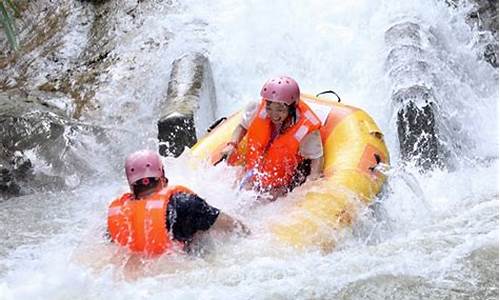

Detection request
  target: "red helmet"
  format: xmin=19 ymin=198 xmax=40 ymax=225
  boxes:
xmin=125 ymin=150 xmax=164 ymax=187
xmin=260 ymin=75 xmax=300 ymax=105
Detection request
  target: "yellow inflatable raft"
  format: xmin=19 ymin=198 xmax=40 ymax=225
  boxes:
xmin=191 ymin=93 xmax=390 ymax=250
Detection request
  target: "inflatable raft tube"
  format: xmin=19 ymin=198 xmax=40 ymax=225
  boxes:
xmin=190 ymin=93 xmax=390 ymax=250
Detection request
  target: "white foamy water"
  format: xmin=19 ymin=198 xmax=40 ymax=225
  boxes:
xmin=0 ymin=0 xmax=498 ymax=299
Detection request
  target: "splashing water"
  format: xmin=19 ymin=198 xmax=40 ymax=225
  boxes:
xmin=0 ymin=0 xmax=497 ymax=299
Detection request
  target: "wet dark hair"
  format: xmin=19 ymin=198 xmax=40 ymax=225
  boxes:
xmin=132 ymin=176 xmax=166 ymax=198
xmin=288 ymin=102 xmax=297 ymax=124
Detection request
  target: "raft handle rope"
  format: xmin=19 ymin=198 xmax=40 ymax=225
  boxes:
xmin=316 ymin=90 xmax=341 ymax=103
xmin=207 ymin=117 xmax=227 ymax=133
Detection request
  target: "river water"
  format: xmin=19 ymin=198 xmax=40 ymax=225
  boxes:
xmin=0 ymin=0 xmax=498 ymax=299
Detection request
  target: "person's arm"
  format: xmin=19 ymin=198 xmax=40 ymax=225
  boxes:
xmin=222 ymin=125 xmax=247 ymax=152
xmin=166 ymin=192 xmax=249 ymax=242
xmin=220 ymin=124 xmax=247 ymax=159
xmin=299 ymin=130 xmax=324 ymax=181
xmin=209 ymin=211 xmax=250 ymax=236
xmin=220 ymin=102 xmax=257 ymax=159
xmin=231 ymin=124 xmax=247 ymax=144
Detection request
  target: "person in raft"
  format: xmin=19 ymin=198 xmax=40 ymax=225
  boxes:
xmin=107 ymin=149 xmax=249 ymax=256
xmin=220 ymin=75 xmax=324 ymax=200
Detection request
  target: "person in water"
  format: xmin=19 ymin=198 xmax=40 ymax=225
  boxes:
xmin=220 ymin=75 xmax=324 ymax=200
xmin=107 ymin=149 xmax=249 ymax=256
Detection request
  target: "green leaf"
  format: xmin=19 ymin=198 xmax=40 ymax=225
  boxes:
xmin=0 ymin=2 xmax=18 ymax=50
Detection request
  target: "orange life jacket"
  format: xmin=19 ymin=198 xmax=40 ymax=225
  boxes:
xmin=107 ymin=185 xmax=193 ymax=256
xmin=233 ymin=99 xmax=321 ymax=189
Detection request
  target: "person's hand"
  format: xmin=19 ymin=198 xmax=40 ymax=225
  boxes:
xmin=220 ymin=142 xmax=237 ymax=160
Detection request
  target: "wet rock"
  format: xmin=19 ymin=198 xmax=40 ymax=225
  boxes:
xmin=385 ymin=22 xmax=446 ymax=170
xmin=385 ymin=19 xmax=488 ymax=171
xmin=158 ymin=53 xmax=217 ymax=157
xmin=467 ymin=0 xmax=498 ymax=67
xmin=0 ymin=164 xmax=20 ymax=196
xmin=0 ymin=0 xmax=138 ymax=118
xmin=392 ymin=86 xmax=443 ymax=170
xmin=0 ymin=1 xmax=98 ymax=118
xmin=158 ymin=114 xmax=197 ymax=158
xmin=0 ymin=93 xmax=64 ymax=197
xmin=0 ymin=91 xmax=113 ymax=199
xmin=444 ymin=0 xmax=498 ymax=67
xmin=384 ymin=22 xmax=422 ymax=47
xmin=0 ymin=0 xmax=180 ymax=198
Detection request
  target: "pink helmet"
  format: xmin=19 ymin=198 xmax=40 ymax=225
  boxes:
xmin=260 ymin=75 xmax=300 ymax=105
xmin=125 ymin=150 xmax=164 ymax=186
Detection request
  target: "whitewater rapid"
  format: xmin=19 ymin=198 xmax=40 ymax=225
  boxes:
xmin=0 ymin=0 xmax=498 ymax=299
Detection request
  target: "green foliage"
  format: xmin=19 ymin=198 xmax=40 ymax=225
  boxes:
xmin=0 ymin=0 xmax=20 ymax=51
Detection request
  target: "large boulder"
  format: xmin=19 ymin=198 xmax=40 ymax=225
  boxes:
xmin=0 ymin=0 xmax=99 ymax=118
xmin=445 ymin=0 xmax=498 ymax=67
xmin=392 ymin=86 xmax=443 ymax=170
xmin=384 ymin=18 xmax=492 ymax=171
xmin=0 ymin=0 xmax=178 ymax=199
xmin=157 ymin=53 xmax=217 ymax=157
xmin=0 ymin=0 xmax=164 ymax=119
xmin=0 ymin=91 xmax=112 ymax=199
xmin=385 ymin=22 xmax=446 ymax=170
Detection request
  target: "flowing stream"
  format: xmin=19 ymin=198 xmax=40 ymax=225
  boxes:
xmin=0 ymin=0 xmax=498 ymax=299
